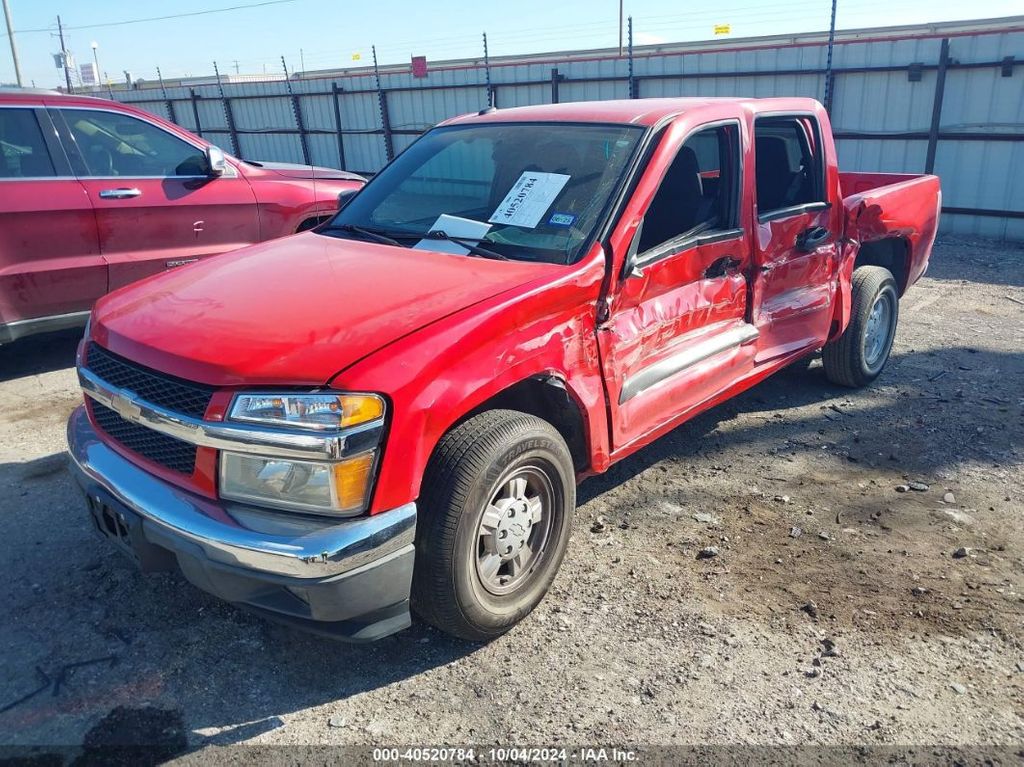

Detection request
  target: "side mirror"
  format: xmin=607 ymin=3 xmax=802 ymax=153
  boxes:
xmin=621 ymin=220 xmax=646 ymax=280
xmin=205 ymin=145 xmax=228 ymax=177
xmin=337 ymin=189 xmax=357 ymax=209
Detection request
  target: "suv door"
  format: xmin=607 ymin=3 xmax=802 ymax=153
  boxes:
xmin=599 ymin=119 xmax=757 ymax=451
xmin=0 ymin=106 xmax=104 ymax=338
xmin=750 ymin=114 xmax=841 ymax=361
xmin=52 ymin=106 xmax=259 ymax=290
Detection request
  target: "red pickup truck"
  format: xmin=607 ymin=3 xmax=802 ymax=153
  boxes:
xmin=0 ymin=89 xmax=363 ymax=344
xmin=67 ymin=97 xmax=940 ymax=642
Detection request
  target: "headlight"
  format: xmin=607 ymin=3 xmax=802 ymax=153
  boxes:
xmin=220 ymin=451 xmax=375 ymax=516
xmin=228 ymin=392 xmax=384 ymax=431
xmin=222 ymin=391 xmax=385 ymax=516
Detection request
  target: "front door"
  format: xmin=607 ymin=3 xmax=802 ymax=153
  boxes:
xmin=749 ymin=115 xmax=839 ymax=361
xmin=53 ymin=107 xmax=259 ymax=290
xmin=599 ymin=119 xmax=757 ymax=451
xmin=0 ymin=106 xmax=104 ymax=329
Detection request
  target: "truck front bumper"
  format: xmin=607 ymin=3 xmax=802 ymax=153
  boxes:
xmin=67 ymin=406 xmax=417 ymax=641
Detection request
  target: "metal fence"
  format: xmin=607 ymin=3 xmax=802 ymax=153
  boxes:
xmin=108 ymin=17 xmax=1024 ymax=239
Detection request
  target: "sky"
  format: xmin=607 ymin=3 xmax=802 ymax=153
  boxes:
xmin=2 ymin=0 xmax=1021 ymax=88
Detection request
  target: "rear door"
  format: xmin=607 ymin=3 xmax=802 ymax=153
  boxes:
xmin=52 ymin=106 xmax=259 ymax=290
xmin=0 ymin=106 xmax=104 ymax=332
xmin=599 ymin=118 xmax=757 ymax=450
xmin=749 ymin=114 xmax=840 ymax=361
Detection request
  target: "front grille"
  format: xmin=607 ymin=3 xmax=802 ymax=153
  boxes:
xmin=91 ymin=402 xmax=198 ymax=475
xmin=85 ymin=343 xmax=215 ymax=418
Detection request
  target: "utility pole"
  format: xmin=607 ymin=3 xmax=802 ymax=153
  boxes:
xmin=2 ymin=0 xmax=23 ymax=86
xmin=824 ymin=0 xmax=838 ymax=112
xmin=618 ymin=0 xmax=624 ymax=57
xmin=57 ymin=15 xmax=73 ymax=92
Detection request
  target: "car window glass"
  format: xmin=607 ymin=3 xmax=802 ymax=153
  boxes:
xmin=637 ymin=124 xmax=739 ymax=254
xmin=0 ymin=109 xmax=57 ymax=178
xmin=754 ymin=117 xmax=824 ymax=215
xmin=327 ymin=122 xmax=643 ymax=265
xmin=61 ymin=109 xmax=206 ymax=177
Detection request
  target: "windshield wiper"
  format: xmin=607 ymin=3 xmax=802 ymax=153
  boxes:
xmin=419 ymin=230 xmax=510 ymax=261
xmin=325 ymin=223 xmax=404 ymax=247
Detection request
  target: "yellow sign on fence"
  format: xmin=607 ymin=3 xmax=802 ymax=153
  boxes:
xmin=714 ymin=24 xmax=731 ymax=35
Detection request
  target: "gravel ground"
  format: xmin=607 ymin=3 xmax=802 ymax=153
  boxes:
xmin=0 ymin=236 xmax=1022 ymax=760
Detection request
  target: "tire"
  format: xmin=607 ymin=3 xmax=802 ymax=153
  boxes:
xmin=412 ymin=409 xmax=576 ymax=641
xmin=822 ymin=265 xmax=899 ymax=388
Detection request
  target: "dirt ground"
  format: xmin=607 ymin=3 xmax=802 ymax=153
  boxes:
xmin=0 ymin=236 xmax=1021 ymax=761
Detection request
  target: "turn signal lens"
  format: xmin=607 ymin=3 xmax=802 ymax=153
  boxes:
xmin=332 ymin=452 xmax=375 ymax=511
xmin=338 ymin=394 xmax=385 ymax=428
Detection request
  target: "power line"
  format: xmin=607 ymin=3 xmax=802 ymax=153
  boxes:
xmin=17 ymin=0 xmax=297 ymax=34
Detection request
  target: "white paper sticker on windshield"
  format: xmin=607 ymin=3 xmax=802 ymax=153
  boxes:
xmin=488 ymin=171 xmax=570 ymax=229
xmin=413 ymin=214 xmax=492 ymax=256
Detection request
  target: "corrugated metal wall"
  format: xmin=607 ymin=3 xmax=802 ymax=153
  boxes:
xmin=112 ymin=19 xmax=1024 ymax=239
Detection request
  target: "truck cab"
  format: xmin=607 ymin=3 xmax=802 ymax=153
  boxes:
xmin=67 ymin=97 xmax=940 ymax=642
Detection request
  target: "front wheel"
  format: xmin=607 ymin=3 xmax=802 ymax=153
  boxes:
xmin=412 ymin=410 xmax=575 ymax=641
xmin=822 ymin=265 xmax=899 ymax=388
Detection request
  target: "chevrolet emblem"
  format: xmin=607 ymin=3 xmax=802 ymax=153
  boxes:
xmin=111 ymin=391 xmax=142 ymax=421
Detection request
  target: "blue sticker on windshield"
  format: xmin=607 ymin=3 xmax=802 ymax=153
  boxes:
xmin=548 ymin=212 xmax=576 ymax=228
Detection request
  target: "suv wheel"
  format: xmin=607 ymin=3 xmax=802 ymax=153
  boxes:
xmin=412 ymin=410 xmax=575 ymax=641
xmin=822 ymin=265 xmax=899 ymax=388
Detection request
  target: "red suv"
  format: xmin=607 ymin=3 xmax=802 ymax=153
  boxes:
xmin=0 ymin=88 xmax=363 ymax=344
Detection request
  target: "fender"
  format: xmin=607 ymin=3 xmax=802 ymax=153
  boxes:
xmin=333 ymin=251 xmax=612 ymax=514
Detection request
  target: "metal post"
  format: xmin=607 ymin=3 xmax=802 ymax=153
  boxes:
xmin=483 ymin=32 xmax=494 ymax=108
xmin=2 ymin=0 xmax=23 ymax=86
xmin=213 ymin=61 xmax=240 ymax=156
xmin=823 ymin=0 xmax=838 ymax=113
xmin=157 ymin=67 xmax=177 ymax=123
xmin=372 ymin=45 xmax=394 ymax=161
xmin=627 ymin=16 xmax=637 ymax=98
xmin=550 ymin=67 xmax=563 ymax=104
xmin=57 ymin=15 xmax=73 ymax=93
xmin=924 ymin=38 xmax=950 ymax=174
xmin=281 ymin=56 xmax=311 ymax=165
xmin=189 ymin=88 xmax=203 ymax=137
xmin=331 ymin=82 xmax=347 ymax=170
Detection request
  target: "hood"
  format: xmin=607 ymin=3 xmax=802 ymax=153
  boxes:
xmin=91 ymin=233 xmax=557 ymax=387
xmin=246 ymin=160 xmax=365 ymax=182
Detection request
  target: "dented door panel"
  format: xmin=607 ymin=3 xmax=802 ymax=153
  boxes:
xmin=751 ymin=207 xmax=837 ymax=362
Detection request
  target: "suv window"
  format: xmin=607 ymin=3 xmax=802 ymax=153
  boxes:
xmin=0 ymin=109 xmax=57 ymax=178
xmin=60 ymin=109 xmax=207 ymax=177
xmin=638 ymin=124 xmax=740 ymax=254
xmin=754 ymin=117 xmax=823 ymax=216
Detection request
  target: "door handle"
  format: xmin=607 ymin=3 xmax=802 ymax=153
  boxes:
xmin=703 ymin=256 xmax=741 ymax=279
xmin=98 ymin=188 xmax=142 ymax=199
xmin=796 ymin=226 xmax=830 ymax=252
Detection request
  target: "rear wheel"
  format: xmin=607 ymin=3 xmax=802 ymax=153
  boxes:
xmin=412 ymin=410 xmax=575 ymax=641
xmin=822 ymin=265 xmax=899 ymax=387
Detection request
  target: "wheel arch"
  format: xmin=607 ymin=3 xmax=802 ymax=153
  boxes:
xmin=456 ymin=374 xmax=590 ymax=474
xmin=854 ymin=236 xmax=911 ymax=295
xmin=829 ymin=235 xmax=911 ymax=341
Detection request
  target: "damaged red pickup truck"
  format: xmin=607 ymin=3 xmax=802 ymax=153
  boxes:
xmin=68 ymin=97 xmax=940 ymax=641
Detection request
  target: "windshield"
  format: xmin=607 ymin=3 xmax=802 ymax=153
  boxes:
xmin=320 ymin=122 xmax=644 ymax=264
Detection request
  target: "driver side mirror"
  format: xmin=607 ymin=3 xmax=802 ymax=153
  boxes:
xmin=205 ymin=145 xmax=228 ymax=177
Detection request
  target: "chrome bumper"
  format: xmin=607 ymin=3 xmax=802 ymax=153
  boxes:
xmin=67 ymin=406 xmax=417 ymax=638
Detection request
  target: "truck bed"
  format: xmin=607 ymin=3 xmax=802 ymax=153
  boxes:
xmin=840 ymin=171 xmax=942 ymax=291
